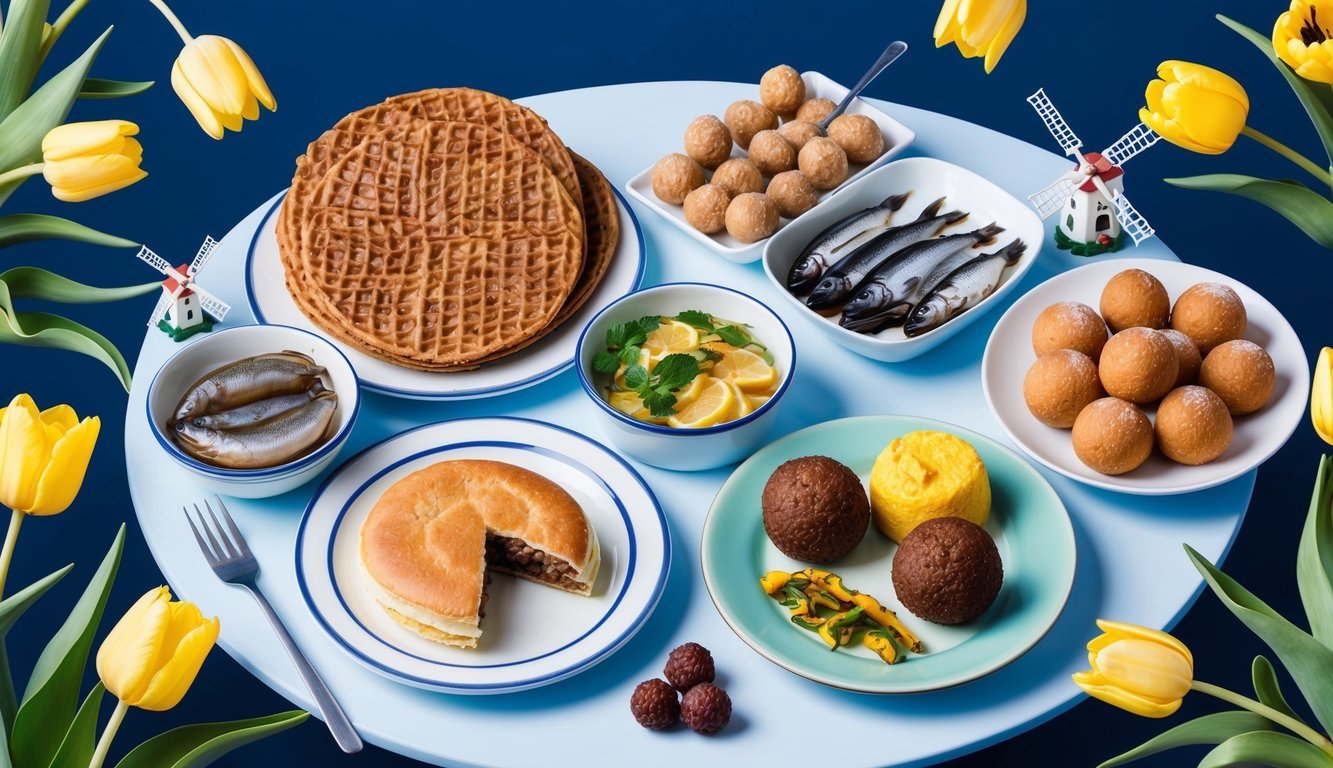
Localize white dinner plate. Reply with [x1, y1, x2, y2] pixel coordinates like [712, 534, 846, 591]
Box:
[294, 417, 670, 694]
[982, 257, 1308, 495]
[245, 189, 645, 400]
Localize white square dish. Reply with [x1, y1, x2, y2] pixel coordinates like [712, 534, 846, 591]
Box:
[624, 71, 915, 263]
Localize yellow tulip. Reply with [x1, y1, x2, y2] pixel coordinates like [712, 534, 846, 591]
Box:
[1073, 619, 1194, 718]
[1140, 61, 1249, 155]
[1314, 347, 1333, 445]
[1275, 1, 1333, 84]
[96, 586, 219, 711]
[934, 0, 1026, 73]
[40, 120, 146, 202]
[0, 393, 99, 516]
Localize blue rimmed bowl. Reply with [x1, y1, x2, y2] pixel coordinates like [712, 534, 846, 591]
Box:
[146, 324, 361, 498]
[575, 282, 796, 471]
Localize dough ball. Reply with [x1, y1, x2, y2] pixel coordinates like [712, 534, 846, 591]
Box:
[1156, 386, 1233, 465]
[759, 65, 806, 118]
[1160, 329, 1202, 389]
[766, 171, 818, 218]
[748, 130, 796, 175]
[1199, 339, 1276, 415]
[1072, 398, 1155, 475]
[798, 137, 849, 190]
[826, 114, 885, 164]
[725, 192, 779, 243]
[683, 183, 731, 234]
[1100, 268, 1170, 332]
[723, 99, 778, 150]
[711, 158, 764, 197]
[796, 98, 837, 124]
[1024, 350, 1105, 428]
[778, 120, 822, 150]
[1099, 327, 1178, 404]
[1170, 282, 1247, 354]
[1031, 301, 1109, 361]
[683, 115, 733, 169]
[651, 153, 705, 205]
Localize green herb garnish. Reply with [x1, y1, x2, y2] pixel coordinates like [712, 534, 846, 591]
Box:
[627, 353, 702, 417]
[593, 315, 661, 374]
[673, 310, 766, 352]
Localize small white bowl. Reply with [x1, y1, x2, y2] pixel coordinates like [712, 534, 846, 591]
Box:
[576, 283, 796, 471]
[762, 157, 1044, 362]
[624, 71, 916, 263]
[146, 324, 361, 499]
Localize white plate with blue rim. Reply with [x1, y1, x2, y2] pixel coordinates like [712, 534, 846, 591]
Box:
[295, 416, 670, 693]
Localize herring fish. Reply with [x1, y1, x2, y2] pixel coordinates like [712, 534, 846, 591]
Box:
[786, 192, 911, 295]
[839, 223, 1005, 333]
[172, 391, 339, 469]
[172, 351, 326, 423]
[805, 198, 968, 310]
[188, 381, 327, 430]
[903, 240, 1026, 338]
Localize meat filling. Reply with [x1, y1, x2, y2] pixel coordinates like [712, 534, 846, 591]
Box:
[485, 534, 583, 590]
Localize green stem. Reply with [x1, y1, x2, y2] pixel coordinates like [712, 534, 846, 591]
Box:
[1241, 125, 1333, 188]
[1193, 680, 1333, 754]
[0, 163, 44, 190]
[0, 509, 24, 599]
[88, 698, 128, 768]
[145, 0, 193, 45]
[41, 0, 92, 59]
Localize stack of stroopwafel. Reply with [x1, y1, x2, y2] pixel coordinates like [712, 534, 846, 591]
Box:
[277, 88, 620, 371]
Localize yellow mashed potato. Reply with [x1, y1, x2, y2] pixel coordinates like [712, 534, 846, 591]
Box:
[869, 430, 990, 542]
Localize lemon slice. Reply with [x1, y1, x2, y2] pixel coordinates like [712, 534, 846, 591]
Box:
[667, 377, 736, 429]
[749, 393, 772, 410]
[644, 320, 699, 357]
[712, 348, 778, 393]
[673, 374, 708, 408]
[731, 382, 754, 418]
[606, 390, 666, 424]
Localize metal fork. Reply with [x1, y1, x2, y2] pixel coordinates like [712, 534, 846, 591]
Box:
[185, 497, 363, 753]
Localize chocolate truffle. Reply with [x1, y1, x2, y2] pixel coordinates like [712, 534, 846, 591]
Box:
[891, 517, 1003, 625]
[762, 455, 869, 563]
[1170, 282, 1247, 354]
[1031, 301, 1109, 361]
[1199, 340, 1275, 416]
[1100, 268, 1170, 332]
[1156, 386, 1233, 465]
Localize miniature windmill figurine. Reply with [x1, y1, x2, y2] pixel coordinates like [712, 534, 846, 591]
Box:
[1027, 88, 1162, 256]
[137, 237, 231, 342]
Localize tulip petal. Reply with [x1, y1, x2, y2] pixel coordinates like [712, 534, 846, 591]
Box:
[1074, 674, 1184, 718]
[959, 0, 1019, 51]
[96, 587, 170, 705]
[1160, 60, 1249, 111]
[1095, 619, 1195, 667]
[179, 37, 247, 116]
[983, 0, 1025, 73]
[934, 0, 965, 42]
[172, 62, 225, 140]
[135, 614, 218, 711]
[221, 37, 276, 111]
[42, 120, 139, 161]
[1095, 638, 1193, 702]
[0, 395, 49, 512]
[38, 404, 78, 433]
[27, 416, 98, 516]
[1314, 348, 1333, 444]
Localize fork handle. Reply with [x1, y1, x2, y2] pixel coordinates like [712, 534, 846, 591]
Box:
[820, 40, 909, 131]
[245, 586, 363, 753]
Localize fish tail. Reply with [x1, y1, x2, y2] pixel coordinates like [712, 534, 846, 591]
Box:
[932, 209, 969, 234]
[881, 191, 912, 213]
[915, 196, 947, 222]
[972, 222, 1005, 246]
[996, 239, 1026, 265]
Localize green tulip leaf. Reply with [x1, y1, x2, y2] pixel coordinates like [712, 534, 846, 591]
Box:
[1165, 174, 1333, 249]
[0, 563, 72, 742]
[1299, 456, 1333, 647]
[1254, 655, 1307, 726]
[47, 683, 104, 768]
[113, 710, 310, 768]
[0, 306, 135, 391]
[0, 214, 137, 250]
[1096, 711, 1274, 768]
[1187, 543, 1333, 734]
[78, 78, 154, 100]
[0, 26, 109, 179]
[1198, 730, 1333, 768]
[10, 526, 123, 768]
[1218, 14, 1333, 172]
[0, 0, 54, 120]
[0, 267, 158, 304]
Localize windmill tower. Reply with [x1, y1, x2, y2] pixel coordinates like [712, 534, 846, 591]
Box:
[1027, 89, 1162, 256]
[136, 237, 231, 342]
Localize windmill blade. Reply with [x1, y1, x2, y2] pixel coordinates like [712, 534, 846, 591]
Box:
[1027, 88, 1083, 156]
[135, 245, 174, 275]
[1111, 192, 1155, 245]
[188, 236, 218, 275]
[1102, 123, 1161, 167]
[147, 293, 171, 328]
[190, 284, 231, 322]
[1029, 174, 1077, 219]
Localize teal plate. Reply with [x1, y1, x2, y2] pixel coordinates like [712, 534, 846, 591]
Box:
[701, 415, 1076, 693]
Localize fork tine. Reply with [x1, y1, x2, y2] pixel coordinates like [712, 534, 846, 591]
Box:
[204, 499, 241, 561]
[211, 496, 252, 559]
[194, 503, 233, 561]
[183, 505, 217, 563]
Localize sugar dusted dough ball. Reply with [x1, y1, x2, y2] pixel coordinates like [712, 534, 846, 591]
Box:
[1100, 268, 1170, 332]
[724, 99, 777, 150]
[826, 114, 885, 164]
[759, 65, 806, 118]
[651, 153, 704, 205]
[1031, 301, 1109, 361]
[1023, 349, 1104, 428]
[778, 120, 822, 151]
[1072, 398, 1154, 475]
[796, 98, 836, 124]
[1099, 327, 1178, 404]
[1160, 329, 1202, 388]
[1156, 386, 1233, 465]
[766, 171, 817, 218]
[798, 137, 848, 190]
[711, 158, 763, 197]
[683, 115, 732, 169]
[1170, 282, 1247, 354]
[725, 192, 779, 243]
[748, 130, 796, 175]
[1199, 339, 1275, 415]
[683, 184, 731, 234]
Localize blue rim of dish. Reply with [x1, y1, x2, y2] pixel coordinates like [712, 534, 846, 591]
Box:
[293, 416, 671, 691]
[575, 282, 797, 437]
[244, 187, 647, 400]
[145, 323, 362, 480]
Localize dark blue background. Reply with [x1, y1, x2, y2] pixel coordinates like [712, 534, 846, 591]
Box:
[3, 1, 1327, 765]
